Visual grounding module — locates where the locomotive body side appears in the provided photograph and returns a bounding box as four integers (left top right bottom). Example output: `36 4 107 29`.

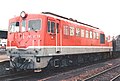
7 12 112 71
43 13 112 56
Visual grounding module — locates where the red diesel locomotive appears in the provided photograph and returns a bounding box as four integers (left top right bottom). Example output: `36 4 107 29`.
7 11 112 71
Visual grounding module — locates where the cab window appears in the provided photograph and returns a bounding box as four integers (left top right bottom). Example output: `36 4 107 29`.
51 22 55 33
48 21 51 32
9 22 19 32
47 20 55 33
28 19 41 31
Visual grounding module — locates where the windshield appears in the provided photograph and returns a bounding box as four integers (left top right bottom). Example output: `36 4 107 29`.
9 22 19 32
9 19 41 32
28 19 41 31
22 20 26 32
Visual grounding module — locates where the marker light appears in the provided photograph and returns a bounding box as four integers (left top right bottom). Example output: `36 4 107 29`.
20 11 27 19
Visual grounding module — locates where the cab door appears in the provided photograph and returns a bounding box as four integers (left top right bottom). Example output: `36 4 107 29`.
47 18 61 53
55 19 61 53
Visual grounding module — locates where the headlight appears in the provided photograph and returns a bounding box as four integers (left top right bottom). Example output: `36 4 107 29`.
20 11 27 19
36 57 40 62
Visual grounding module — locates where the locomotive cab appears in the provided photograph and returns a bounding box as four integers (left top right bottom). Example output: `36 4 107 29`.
7 11 53 70
8 11 43 48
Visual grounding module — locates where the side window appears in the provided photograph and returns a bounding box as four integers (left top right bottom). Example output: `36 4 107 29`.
64 26 69 35
97 33 99 39
47 20 55 33
90 31 93 38
48 21 51 32
81 29 84 37
70 27 74 36
28 19 41 31
93 32 96 39
51 22 55 33
86 30 89 38
56 23 59 33
100 34 105 44
76 28 80 36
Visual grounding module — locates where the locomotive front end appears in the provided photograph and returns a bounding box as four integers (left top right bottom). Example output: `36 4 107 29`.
7 11 51 71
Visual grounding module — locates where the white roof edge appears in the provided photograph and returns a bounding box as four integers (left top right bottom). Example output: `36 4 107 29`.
41 12 102 31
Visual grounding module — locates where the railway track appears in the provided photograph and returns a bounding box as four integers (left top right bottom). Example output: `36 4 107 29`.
32 58 120 81
0 70 34 81
0 50 6 54
0 59 120 81
0 61 9 76
0 54 120 81
82 63 120 81
110 73 120 81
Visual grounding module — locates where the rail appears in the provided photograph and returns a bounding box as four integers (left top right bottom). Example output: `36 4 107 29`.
110 73 120 81
82 63 120 81
0 70 33 81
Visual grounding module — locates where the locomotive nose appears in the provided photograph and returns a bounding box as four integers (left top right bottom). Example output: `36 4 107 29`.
14 31 41 48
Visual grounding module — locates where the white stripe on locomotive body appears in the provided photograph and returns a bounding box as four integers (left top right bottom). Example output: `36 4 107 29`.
41 13 102 31
6 46 112 49
7 46 112 69
7 46 112 56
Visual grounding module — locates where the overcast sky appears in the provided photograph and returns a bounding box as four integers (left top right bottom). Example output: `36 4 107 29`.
0 0 120 36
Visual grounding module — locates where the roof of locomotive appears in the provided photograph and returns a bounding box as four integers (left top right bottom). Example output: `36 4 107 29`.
9 11 103 32
42 12 100 30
